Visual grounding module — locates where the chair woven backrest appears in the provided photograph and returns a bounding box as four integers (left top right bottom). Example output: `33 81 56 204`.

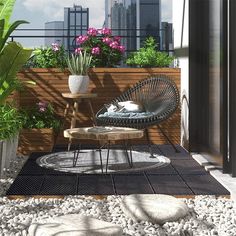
96 75 179 128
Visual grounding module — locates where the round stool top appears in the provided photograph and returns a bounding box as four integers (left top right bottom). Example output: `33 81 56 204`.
62 93 97 99
64 126 144 141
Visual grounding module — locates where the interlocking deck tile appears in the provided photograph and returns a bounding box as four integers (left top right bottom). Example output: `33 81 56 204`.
113 174 153 195
6 176 44 195
171 160 208 175
18 161 45 176
145 164 178 175
181 174 230 195
147 174 193 195
157 145 191 160
77 175 114 195
40 175 77 195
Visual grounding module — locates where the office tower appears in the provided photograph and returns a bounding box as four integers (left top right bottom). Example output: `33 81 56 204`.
45 21 64 47
64 5 89 51
45 5 89 51
105 0 161 53
161 22 173 51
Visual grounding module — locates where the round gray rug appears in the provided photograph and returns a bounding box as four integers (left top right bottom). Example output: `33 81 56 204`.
36 149 170 174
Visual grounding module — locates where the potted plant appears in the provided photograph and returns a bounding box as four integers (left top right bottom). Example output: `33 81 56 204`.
0 104 24 175
126 37 174 68
18 101 61 155
75 27 125 67
0 0 32 175
67 51 92 94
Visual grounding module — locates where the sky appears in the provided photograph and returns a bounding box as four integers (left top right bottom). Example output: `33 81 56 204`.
11 0 172 47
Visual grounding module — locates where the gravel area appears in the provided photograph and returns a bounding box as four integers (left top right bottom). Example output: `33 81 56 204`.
0 157 235 236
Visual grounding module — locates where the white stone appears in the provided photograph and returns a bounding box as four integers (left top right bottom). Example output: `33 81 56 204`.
28 214 123 236
121 194 189 224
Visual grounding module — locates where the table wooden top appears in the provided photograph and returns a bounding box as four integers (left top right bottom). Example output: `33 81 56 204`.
64 126 144 141
62 93 97 99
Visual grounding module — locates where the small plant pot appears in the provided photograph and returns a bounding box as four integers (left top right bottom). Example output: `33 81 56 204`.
68 75 89 94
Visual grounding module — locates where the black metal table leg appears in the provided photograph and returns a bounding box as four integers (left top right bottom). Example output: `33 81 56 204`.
98 148 103 173
124 140 132 168
105 141 110 174
73 143 81 167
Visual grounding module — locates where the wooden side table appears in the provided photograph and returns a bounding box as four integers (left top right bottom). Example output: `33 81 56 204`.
62 93 97 150
64 126 144 173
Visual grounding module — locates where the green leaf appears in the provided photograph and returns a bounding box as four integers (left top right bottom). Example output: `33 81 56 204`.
0 41 32 104
0 0 16 27
0 20 28 52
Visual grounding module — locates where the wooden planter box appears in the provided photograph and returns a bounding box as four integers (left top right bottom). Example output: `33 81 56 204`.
18 128 54 155
17 68 181 146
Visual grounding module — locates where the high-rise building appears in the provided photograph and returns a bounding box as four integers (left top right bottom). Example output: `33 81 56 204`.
45 5 89 51
64 5 89 51
161 22 173 52
45 21 64 47
105 0 161 53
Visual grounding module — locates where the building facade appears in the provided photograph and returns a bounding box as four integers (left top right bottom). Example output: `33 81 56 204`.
45 5 89 51
64 5 89 51
105 0 161 53
45 21 64 47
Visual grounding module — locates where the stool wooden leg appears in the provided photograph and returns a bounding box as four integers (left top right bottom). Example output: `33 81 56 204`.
88 99 97 126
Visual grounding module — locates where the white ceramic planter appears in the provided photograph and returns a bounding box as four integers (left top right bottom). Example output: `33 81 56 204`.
0 135 19 177
68 75 89 94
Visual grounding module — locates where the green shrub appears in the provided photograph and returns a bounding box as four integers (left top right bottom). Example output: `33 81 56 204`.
26 43 67 69
0 104 24 140
21 102 61 131
126 37 174 68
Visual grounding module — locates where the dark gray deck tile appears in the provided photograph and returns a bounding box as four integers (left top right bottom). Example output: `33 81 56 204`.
147 174 193 195
181 174 230 195
113 174 153 195
40 175 77 195
171 159 208 175
77 175 114 195
6 176 44 195
157 145 191 159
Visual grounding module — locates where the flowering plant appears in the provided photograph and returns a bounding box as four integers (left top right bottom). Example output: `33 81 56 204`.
75 27 125 67
21 102 61 131
25 43 67 69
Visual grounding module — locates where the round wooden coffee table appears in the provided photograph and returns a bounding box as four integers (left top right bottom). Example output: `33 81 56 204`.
64 126 144 173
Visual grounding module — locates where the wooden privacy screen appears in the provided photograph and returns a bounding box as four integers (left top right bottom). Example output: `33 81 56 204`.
17 68 181 146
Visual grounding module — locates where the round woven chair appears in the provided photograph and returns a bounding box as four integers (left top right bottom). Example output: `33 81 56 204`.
96 75 180 152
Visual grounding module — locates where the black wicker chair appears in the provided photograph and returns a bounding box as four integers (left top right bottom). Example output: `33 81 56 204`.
96 75 180 153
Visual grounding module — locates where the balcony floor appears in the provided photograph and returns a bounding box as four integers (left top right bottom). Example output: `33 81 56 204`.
6 145 230 197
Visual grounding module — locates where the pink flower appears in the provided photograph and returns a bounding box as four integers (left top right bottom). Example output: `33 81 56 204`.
91 47 100 55
87 28 97 36
100 28 112 35
37 101 48 112
75 47 83 54
102 37 112 45
114 36 121 43
76 35 89 44
51 43 60 51
118 45 125 53
109 41 119 49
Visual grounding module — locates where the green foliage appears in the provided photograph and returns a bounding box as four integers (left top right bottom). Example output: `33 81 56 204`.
0 0 28 53
0 42 32 104
67 51 92 75
0 104 24 140
126 37 174 68
0 0 32 105
26 45 67 69
21 102 61 131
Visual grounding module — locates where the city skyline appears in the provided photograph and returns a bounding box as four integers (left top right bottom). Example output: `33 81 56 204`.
11 0 172 47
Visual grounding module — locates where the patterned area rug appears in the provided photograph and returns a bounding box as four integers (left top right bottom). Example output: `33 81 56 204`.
36 149 170 174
